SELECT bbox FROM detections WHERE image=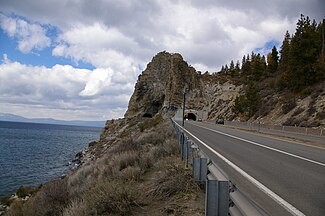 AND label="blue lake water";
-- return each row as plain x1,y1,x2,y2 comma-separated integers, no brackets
0,121,101,196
